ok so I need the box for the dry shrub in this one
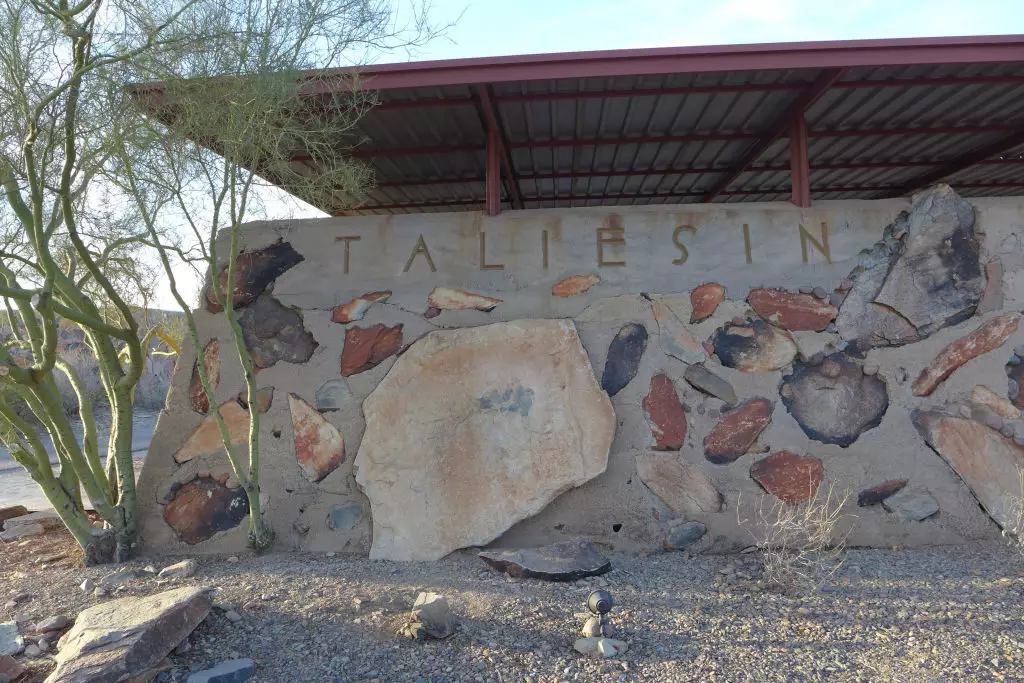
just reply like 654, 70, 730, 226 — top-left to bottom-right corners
737, 482, 854, 593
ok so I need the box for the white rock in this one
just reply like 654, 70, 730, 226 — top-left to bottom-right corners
597, 638, 629, 658
356, 320, 615, 561
158, 559, 197, 580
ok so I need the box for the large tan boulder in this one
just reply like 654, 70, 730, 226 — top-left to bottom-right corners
355, 319, 615, 561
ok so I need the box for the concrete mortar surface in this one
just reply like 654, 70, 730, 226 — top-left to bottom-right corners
3, 532, 1024, 682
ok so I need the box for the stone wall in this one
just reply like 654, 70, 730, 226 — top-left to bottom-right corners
137, 186, 1024, 559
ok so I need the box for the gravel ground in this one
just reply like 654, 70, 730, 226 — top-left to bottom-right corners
3, 532, 1024, 682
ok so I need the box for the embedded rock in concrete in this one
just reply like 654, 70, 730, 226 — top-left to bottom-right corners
913, 411, 1024, 531
780, 353, 889, 447
327, 503, 363, 531
913, 314, 1020, 396
651, 300, 705, 365
704, 397, 774, 464
971, 386, 1021, 420
340, 323, 403, 377
857, 479, 908, 507
836, 185, 984, 352
46, 587, 211, 683
978, 260, 1004, 314
206, 241, 303, 313
601, 323, 648, 396
750, 451, 823, 504
163, 477, 248, 545
236, 387, 273, 413
427, 286, 501, 311
288, 393, 344, 483
331, 290, 391, 324
173, 400, 250, 464
664, 522, 707, 550
355, 319, 614, 561
882, 488, 939, 522
552, 274, 600, 297
712, 319, 797, 372
479, 540, 611, 581
635, 454, 722, 515
747, 288, 837, 332
690, 283, 726, 323
642, 375, 687, 450
188, 340, 220, 414
238, 295, 317, 370
315, 379, 351, 413
683, 365, 737, 405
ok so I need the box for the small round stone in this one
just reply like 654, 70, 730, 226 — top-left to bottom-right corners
985, 414, 1005, 432
1002, 425, 1015, 438
813, 287, 828, 299
1008, 355, 1022, 366
863, 364, 879, 376
959, 404, 973, 419
1009, 380, 1020, 400
829, 293, 844, 308
1014, 345, 1024, 359
799, 286, 814, 295
820, 359, 842, 378
809, 352, 824, 366
1015, 434, 1024, 447
839, 279, 854, 291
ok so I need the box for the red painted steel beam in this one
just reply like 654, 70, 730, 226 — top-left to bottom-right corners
703, 68, 845, 203
477, 85, 524, 210
790, 111, 811, 208
881, 128, 1024, 197
485, 128, 501, 216
296, 36, 1024, 93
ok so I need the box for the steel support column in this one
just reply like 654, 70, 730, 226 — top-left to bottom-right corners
790, 110, 811, 207
485, 127, 502, 216
477, 85, 524, 213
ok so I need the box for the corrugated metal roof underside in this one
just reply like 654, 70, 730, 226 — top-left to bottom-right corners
294, 62, 1024, 215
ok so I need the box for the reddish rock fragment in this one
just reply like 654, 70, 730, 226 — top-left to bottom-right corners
712, 320, 797, 373
172, 400, 250, 464
971, 385, 1021, 420
703, 397, 774, 464
747, 288, 838, 332
690, 283, 726, 323
423, 306, 441, 319
912, 313, 1021, 396
205, 241, 304, 312
163, 476, 249, 545
341, 324, 403, 376
332, 290, 392, 324
236, 387, 274, 414
552, 274, 600, 297
635, 454, 722, 515
188, 339, 220, 414
642, 375, 687, 450
857, 479, 908, 507
427, 287, 502, 311
978, 260, 1004, 314
288, 393, 345, 483
750, 451, 824, 504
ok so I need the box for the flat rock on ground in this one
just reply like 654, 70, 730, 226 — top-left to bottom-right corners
479, 540, 611, 581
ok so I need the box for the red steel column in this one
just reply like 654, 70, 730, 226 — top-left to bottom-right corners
790, 110, 811, 208
485, 127, 501, 216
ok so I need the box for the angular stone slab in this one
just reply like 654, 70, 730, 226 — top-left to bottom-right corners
642, 375, 687, 450
188, 339, 220, 414
427, 286, 501, 311
913, 314, 1020, 396
690, 283, 726, 323
479, 540, 611, 581
173, 400, 250, 464
288, 393, 344, 483
857, 479, 908, 507
747, 288, 837, 332
664, 522, 707, 550
971, 386, 1021, 420
683, 365, 737, 405
332, 290, 391, 324
315, 378, 351, 413
238, 295, 317, 370
0, 511, 62, 542
0, 505, 28, 527
749, 451, 824, 504
327, 503, 363, 532
635, 454, 722, 515
552, 274, 600, 297
712, 319, 797, 373
780, 354, 889, 447
601, 323, 648, 396
704, 397, 774, 464
206, 241, 304, 313
186, 659, 255, 683
356, 320, 614, 561
913, 411, 1024, 532
882, 488, 939, 522
163, 477, 249, 545
651, 300, 705, 364
46, 587, 211, 683
340, 323, 403, 377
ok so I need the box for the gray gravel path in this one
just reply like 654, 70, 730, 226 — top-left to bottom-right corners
4, 542, 1024, 682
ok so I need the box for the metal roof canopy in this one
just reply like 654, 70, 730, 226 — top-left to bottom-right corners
173, 36, 1024, 215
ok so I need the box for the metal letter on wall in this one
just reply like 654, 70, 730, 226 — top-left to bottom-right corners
672, 225, 697, 265
335, 236, 361, 274
799, 222, 831, 264
403, 234, 438, 273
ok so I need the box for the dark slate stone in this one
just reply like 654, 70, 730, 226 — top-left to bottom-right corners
664, 522, 707, 551
683, 364, 737, 405
187, 659, 256, 683
711, 319, 796, 372
328, 503, 363, 532
238, 295, 317, 370
206, 241, 304, 312
857, 479, 909, 507
479, 540, 611, 581
315, 379, 351, 413
163, 477, 248, 545
1009, 363, 1024, 409
601, 323, 647, 396
780, 353, 889, 447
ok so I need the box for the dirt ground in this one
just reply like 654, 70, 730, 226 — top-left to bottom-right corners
2, 530, 1024, 682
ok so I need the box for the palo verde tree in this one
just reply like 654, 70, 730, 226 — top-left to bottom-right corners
0, 0, 197, 563
110, 0, 444, 550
